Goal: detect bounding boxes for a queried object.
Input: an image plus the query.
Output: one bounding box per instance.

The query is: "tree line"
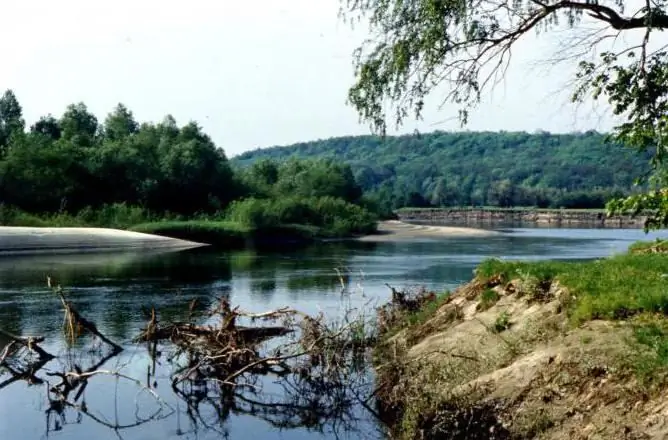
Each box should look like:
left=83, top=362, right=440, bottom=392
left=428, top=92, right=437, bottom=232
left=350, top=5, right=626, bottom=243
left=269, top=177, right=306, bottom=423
left=0, top=90, right=375, bottom=235
left=235, top=130, right=650, bottom=212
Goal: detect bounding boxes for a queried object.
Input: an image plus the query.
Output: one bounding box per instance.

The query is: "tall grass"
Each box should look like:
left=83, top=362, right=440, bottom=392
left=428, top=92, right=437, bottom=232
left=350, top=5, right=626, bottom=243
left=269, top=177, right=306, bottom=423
left=0, top=203, right=163, bottom=228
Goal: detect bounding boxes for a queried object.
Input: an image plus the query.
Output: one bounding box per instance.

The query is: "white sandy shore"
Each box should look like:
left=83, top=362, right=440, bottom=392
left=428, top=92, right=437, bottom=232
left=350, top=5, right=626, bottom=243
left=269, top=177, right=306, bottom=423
left=0, top=226, right=207, bottom=255
left=358, top=220, right=497, bottom=242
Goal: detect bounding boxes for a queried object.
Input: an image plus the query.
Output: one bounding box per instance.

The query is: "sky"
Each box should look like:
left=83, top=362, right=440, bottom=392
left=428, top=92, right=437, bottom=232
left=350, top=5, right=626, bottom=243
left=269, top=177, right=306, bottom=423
left=0, top=0, right=640, bottom=156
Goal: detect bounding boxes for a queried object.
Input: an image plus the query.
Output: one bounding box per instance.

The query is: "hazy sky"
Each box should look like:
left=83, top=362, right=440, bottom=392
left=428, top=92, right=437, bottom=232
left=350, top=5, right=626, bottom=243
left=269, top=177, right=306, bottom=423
left=0, top=0, right=632, bottom=156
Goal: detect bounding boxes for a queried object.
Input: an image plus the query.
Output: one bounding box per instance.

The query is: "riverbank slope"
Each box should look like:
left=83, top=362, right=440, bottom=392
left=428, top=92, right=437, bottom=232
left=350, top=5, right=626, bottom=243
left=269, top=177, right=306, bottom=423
left=375, top=240, right=668, bottom=439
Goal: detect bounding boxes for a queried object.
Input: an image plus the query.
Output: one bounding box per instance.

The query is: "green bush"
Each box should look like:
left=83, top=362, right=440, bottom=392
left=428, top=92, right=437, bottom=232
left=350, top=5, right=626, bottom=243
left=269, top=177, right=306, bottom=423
left=224, top=196, right=377, bottom=237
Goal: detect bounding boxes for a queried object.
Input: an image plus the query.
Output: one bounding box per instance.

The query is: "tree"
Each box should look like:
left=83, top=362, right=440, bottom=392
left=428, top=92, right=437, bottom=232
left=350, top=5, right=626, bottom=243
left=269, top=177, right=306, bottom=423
left=0, top=90, right=25, bottom=155
left=60, top=103, right=99, bottom=147
left=342, top=0, right=668, bottom=229
left=30, top=115, right=62, bottom=141
left=104, top=103, right=139, bottom=142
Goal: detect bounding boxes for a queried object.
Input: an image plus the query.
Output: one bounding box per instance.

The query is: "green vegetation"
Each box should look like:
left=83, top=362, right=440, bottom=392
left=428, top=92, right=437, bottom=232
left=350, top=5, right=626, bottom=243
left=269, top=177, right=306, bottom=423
left=477, top=288, right=500, bottom=311
left=235, top=130, right=648, bottom=213
left=340, top=0, right=668, bottom=436
left=492, top=311, right=511, bottom=333
left=0, top=92, right=377, bottom=245
left=375, top=245, right=668, bottom=439
left=477, top=254, right=668, bottom=324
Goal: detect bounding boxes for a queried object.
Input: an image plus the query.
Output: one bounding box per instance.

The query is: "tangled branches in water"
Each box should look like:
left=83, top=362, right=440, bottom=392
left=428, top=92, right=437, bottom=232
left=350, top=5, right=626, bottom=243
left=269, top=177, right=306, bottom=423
left=134, top=296, right=380, bottom=435
left=136, top=297, right=376, bottom=388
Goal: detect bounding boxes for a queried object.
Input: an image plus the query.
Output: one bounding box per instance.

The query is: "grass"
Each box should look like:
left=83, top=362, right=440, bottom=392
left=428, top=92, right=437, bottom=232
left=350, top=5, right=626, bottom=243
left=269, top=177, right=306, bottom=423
left=375, top=241, right=668, bottom=439
left=492, top=311, right=511, bottom=333
left=628, top=238, right=668, bottom=254
left=475, top=249, right=668, bottom=386
left=476, top=253, right=668, bottom=325
left=404, top=291, right=451, bottom=327
left=628, top=314, right=668, bottom=386
left=1, top=201, right=375, bottom=248
left=477, top=288, right=500, bottom=311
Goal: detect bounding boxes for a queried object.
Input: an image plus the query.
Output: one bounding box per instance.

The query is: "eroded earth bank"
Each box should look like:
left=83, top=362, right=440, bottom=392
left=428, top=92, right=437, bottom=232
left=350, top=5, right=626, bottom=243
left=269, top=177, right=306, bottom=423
left=374, top=241, right=668, bottom=439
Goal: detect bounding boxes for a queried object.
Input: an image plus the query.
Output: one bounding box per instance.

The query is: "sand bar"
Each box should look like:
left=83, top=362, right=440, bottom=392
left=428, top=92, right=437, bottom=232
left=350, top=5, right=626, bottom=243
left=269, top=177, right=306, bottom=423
left=0, top=226, right=207, bottom=256
left=358, top=220, right=497, bottom=242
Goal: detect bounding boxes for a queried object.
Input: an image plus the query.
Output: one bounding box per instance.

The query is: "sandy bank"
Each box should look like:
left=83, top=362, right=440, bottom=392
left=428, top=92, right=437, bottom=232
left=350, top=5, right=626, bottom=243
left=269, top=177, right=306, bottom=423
left=358, top=220, right=497, bottom=242
left=0, top=226, right=208, bottom=255
left=376, top=273, right=667, bottom=439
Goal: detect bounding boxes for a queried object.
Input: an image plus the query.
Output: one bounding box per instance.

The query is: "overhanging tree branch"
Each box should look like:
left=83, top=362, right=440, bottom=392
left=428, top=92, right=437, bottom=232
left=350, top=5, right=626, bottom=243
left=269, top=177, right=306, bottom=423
left=343, top=0, right=668, bottom=133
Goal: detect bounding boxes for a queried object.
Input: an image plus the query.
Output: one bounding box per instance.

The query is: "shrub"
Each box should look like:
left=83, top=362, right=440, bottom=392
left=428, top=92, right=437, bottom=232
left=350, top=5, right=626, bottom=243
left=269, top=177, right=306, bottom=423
left=224, top=196, right=377, bottom=237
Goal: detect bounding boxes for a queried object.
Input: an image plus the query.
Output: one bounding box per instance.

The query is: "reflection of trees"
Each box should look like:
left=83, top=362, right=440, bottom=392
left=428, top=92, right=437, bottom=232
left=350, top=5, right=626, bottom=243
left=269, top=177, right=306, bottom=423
left=286, top=273, right=343, bottom=292
left=0, top=299, right=23, bottom=335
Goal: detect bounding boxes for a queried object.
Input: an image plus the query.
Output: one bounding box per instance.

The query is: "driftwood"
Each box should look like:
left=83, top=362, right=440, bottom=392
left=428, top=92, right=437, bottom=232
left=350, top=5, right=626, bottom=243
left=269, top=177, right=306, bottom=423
left=0, top=327, right=54, bottom=392
left=52, top=282, right=123, bottom=353
left=0, top=328, right=54, bottom=361
left=135, top=322, right=292, bottom=344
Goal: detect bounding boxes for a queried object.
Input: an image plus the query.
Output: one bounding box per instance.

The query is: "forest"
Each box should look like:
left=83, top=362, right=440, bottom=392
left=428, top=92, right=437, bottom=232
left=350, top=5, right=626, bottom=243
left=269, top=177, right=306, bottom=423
left=0, top=90, right=376, bottom=241
left=234, top=130, right=651, bottom=212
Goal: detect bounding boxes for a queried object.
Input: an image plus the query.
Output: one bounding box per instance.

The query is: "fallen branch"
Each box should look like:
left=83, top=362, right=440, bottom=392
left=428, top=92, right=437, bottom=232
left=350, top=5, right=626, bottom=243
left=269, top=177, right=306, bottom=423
left=0, top=328, right=54, bottom=361
left=50, top=281, right=123, bottom=353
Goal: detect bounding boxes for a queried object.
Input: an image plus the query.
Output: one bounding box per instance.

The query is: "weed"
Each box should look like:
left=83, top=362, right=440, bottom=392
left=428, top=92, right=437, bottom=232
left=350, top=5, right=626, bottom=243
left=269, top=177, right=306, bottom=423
left=478, top=288, right=500, bottom=311
left=629, top=315, right=668, bottom=386
left=493, top=311, right=511, bottom=333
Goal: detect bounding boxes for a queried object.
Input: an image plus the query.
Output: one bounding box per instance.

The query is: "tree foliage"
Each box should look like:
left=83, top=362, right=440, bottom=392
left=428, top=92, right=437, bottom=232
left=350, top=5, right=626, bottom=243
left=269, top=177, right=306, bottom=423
left=0, top=95, right=238, bottom=215
left=235, top=130, right=647, bottom=210
left=0, top=91, right=375, bottom=236
left=341, top=0, right=668, bottom=228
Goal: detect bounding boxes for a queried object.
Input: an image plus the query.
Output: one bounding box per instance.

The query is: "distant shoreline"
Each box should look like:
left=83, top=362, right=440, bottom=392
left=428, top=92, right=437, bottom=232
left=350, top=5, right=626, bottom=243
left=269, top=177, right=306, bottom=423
left=357, top=220, right=496, bottom=242
left=395, top=207, right=646, bottom=228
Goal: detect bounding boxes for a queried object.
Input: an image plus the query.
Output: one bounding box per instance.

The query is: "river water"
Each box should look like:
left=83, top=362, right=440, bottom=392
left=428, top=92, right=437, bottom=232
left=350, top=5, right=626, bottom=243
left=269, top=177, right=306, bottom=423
left=0, top=227, right=663, bottom=440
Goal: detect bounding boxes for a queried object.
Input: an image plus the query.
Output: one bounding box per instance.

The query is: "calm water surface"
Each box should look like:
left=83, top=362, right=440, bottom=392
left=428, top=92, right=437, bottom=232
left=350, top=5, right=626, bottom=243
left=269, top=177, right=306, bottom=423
left=0, top=228, right=663, bottom=440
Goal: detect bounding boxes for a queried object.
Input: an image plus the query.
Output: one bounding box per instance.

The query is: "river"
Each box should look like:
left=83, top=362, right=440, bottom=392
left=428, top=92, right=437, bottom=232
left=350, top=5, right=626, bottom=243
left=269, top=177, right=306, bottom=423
left=0, top=227, right=663, bottom=440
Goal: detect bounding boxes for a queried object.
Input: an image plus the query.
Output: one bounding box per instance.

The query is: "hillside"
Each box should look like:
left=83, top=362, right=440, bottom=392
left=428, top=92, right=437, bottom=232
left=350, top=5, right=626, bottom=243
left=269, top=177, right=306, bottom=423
left=234, top=131, right=651, bottom=210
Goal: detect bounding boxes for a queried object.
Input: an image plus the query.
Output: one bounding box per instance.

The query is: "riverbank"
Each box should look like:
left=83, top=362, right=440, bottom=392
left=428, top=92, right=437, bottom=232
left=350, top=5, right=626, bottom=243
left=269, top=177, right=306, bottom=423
left=0, top=200, right=379, bottom=250
left=356, top=220, right=496, bottom=242
left=0, top=226, right=206, bottom=255
left=396, top=207, right=646, bottom=228
left=374, top=239, right=668, bottom=439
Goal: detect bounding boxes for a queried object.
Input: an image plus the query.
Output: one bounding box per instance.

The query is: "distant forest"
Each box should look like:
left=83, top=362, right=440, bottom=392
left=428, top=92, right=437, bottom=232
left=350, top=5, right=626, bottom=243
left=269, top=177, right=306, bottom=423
left=234, top=131, right=651, bottom=212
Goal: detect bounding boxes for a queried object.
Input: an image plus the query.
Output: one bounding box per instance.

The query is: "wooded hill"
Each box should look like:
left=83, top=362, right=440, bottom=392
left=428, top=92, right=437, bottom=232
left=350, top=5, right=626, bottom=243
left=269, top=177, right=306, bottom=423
left=233, top=131, right=650, bottom=211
